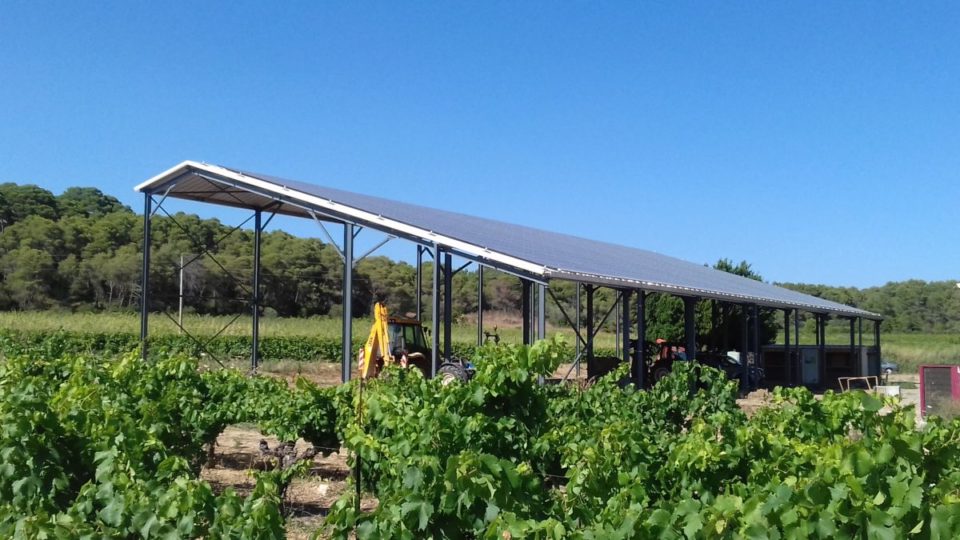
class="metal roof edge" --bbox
[546,269,883,320]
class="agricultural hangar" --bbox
[135,161,884,390]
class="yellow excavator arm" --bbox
[360,302,392,378]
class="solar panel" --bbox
[136,161,881,319]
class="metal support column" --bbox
[537,283,546,385]
[740,306,757,394]
[621,290,631,365]
[634,290,646,388]
[443,252,453,363]
[684,297,697,361]
[140,194,152,360]
[522,280,532,345]
[477,265,484,347]
[783,309,791,386]
[818,315,827,388]
[793,310,800,386]
[252,210,262,371]
[585,286,595,377]
[858,317,864,369]
[575,283,581,379]
[747,304,758,391]
[741,306,749,379]
[341,223,354,383]
[431,245,441,377]
[874,320,882,376]
[849,317,856,370]
[537,283,546,341]
[415,246,423,320]
[615,299,621,357]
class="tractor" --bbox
[358,302,474,383]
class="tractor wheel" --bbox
[437,363,468,385]
[652,366,671,385]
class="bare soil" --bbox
[202,425,376,540]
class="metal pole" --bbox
[859,317,864,371]
[537,283,546,341]
[615,299,621,357]
[818,315,827,388]
[575,283,581,379]
[140,194,152,360]
[793,309,800,386]
[634,290,646,388]
[750,304,759,391]
[586,285,595,378]
[431,245,441,377]
[684,297,697,361]
[252,210,262,371]
[522,280,532,345]
[443,252,453,363]
[849,317,856,371]
[621,290,631,366]
[415,246,423,320]
[537,283,546,385]
[874,320,882,376]
[341,223,354,383]
[477,265,484,347]
[178,254,184,335]
[783,309,791,386]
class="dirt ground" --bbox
[201,425,374,539]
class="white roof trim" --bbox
[136,161,549,278]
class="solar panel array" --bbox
[212,166,879,319]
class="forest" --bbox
[1,181,958,341]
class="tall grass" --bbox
[0,311,622,349]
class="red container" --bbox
[919,365,960,416]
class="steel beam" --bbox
[575,283,581,379]
[684,297,698,361]
[537,283,546,385]
[749,304,759,391]
[522,280,532,345]
[252,210,262,371]
[874,320,882,376]
[431,245,441,377]
[849,317,856,369]
[585,286,595,376]
[415,246,423,320]
[443,252,453,363]
[621,290,631,365]
[140,194,152,359]
[341,223,354,383]
[783,309,791,386]
[818,315,827,388]
[793,309,800,386]
[634,290,646,388]
[477,265,484,347]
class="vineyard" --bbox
[2,338,960,538]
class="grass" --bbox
[3,311,957,372]
[0,311,623,350]
[774,328,960,373]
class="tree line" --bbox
[1,182,957,342]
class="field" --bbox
[3,338,960,538]
[0,310,624,351]
[3,311,959,373]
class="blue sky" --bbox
[1,2,957,288]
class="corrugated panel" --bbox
[229,167,878,318]
[135,162,880,319]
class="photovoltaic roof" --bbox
[136,161,881,319]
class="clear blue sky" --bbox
[1,2,957,288]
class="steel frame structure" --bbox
[137,162,883,390]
